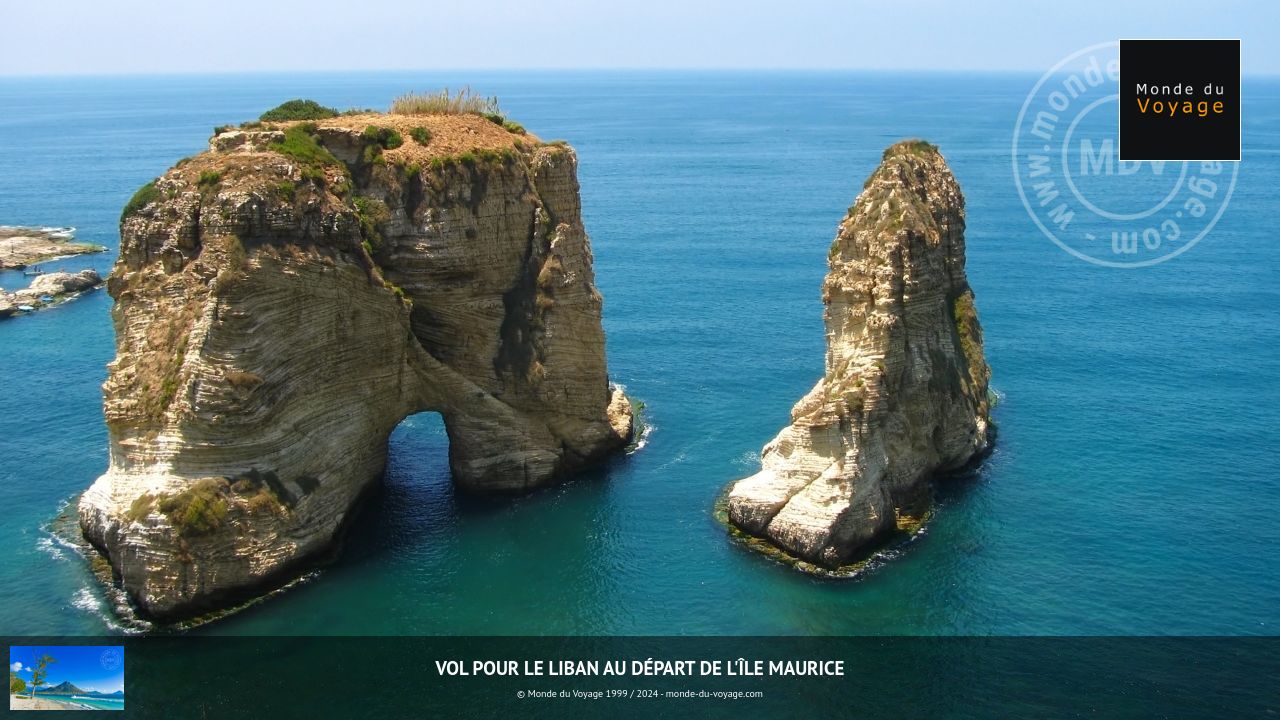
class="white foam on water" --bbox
[732,449,760,469]
[71,585,139,634]
[49,530,81,553]
[656,449,687,471]
[36,536,68,560]
[36,497,82,560]
[72,586,101,612]
[618,386,652,455]
[628,419,653,455]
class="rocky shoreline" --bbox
[0,269,103,319]
[0,226,105,270]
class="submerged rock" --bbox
[726,141,993,568]
[80,110,632,620]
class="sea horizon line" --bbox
[2,67,1278,81]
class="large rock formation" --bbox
[726,141,992,568]
[80,111,632,620]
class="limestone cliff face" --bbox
[726,141,992,568]
[80,113,632,619]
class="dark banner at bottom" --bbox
[6,637,1278,718]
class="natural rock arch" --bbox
[80,114,631,620]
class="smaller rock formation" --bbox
[0,226,105,270]
[725,141,993,569]
[0,269,103,319]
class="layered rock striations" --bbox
[80,111,632,619]
[726,141,992,569]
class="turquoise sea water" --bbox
[9,694,123,711]
[0,72,1277,637]
[65,695,125,710]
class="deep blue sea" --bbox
[1,72,1277,637]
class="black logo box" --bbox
[1120,39,1241,161]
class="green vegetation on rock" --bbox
[230,472,286,516]
[157,478,229,537]
[269,124,341,180]
[260,99,339,122]
[126,493,156,522]
[121,180,160,223]
[423,146,518,175]
[884,139,937,161]
[273,181,296,202]
[396,160,422,179]
[354,196,390,253]
[953,292,981,370]
[483,112,526,134]
[197,170,222,188]
[361,125,404,149]
[409,126,432,145]
[360,126,404,164]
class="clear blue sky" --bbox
[3,0,1277,76]
[10,646,125,694]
